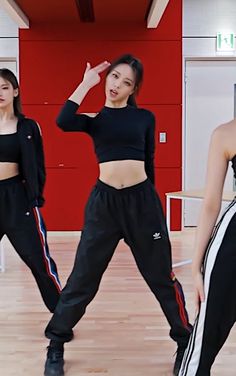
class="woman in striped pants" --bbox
[179,119,236,375]
[0,68,61,313]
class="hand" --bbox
[193,271,205,311]
[82,61,110,89]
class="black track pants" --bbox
[0,176,61,312]
[45,179,192,343]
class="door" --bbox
[184,60,236,226]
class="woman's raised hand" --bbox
[68,60,111,105]
[82,61,110,89]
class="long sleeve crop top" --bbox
[56,100,156,184]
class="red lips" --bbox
[110,89,118,97]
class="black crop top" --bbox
[0,133,20,162]
[56,100,155,184]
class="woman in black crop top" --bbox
[44,54,192,376]
[0,69,61,313]
[178,122,236,375]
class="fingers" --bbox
[199,285,205,303]
[93,61,111,73]
[194,286,205,312]
[194,291,200,311]
[84,61,110,75]
[85,62,91,73]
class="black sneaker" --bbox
[44,346,64,376]
[173,346,186,376]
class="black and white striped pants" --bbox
[179,198,236,375]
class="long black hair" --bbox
[106,54,143,107]
[0,68,22,116]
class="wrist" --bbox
[80,80,94,91]
[69,82,91,104]
[192,266,202,276]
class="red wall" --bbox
[20,0,182,230]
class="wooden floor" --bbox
[0,229,235,375]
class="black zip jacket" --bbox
[17,114,46,207]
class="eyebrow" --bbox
[113,69,134,83]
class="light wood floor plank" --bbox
[0,229,235,375]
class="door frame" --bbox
[182,56,236,227]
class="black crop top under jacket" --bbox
[0,133,20,162]
[16,114,46,207]
[56,100,155,184]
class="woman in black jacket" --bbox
[0,68,61,312]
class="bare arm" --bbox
[69,61,110,105]
[192,127,229,305]
[57,61,110,131]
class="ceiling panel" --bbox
[16,0,80,23]
[16,0,151,23]
[94,0,151,22]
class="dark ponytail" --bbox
[127,94,137,107]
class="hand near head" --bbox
[68,60,110,105]
[82,61,110,89]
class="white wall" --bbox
[183,0,236,226]
[184,0,236,37]
[0,7,18,76]
[183,0,236,57]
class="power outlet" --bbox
[159,132,167,143]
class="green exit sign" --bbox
[217,32,235,51]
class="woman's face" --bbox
[0,77,18,110]
[105,63,136,104]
